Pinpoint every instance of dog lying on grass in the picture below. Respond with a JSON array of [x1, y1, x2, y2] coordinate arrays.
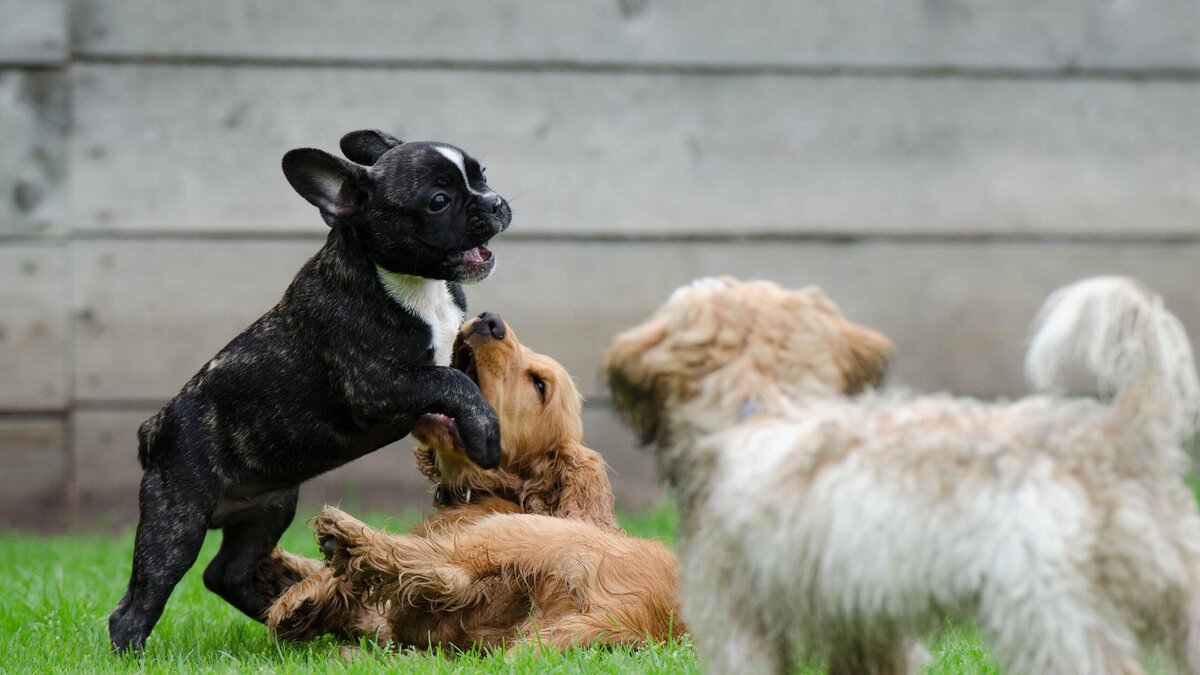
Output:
[[261, 313, 682, 651], [605, 276, 1200, 675]]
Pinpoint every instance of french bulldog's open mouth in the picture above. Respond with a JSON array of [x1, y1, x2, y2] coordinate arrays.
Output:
[[461, 245, 493, 265], [453, 244, 496, 283]]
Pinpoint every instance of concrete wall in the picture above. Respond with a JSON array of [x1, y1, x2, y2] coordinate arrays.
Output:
[[1, 1, 1198, 527]]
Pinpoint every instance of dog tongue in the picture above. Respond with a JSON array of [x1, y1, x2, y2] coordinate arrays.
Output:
[[463, 246, 492, 264]]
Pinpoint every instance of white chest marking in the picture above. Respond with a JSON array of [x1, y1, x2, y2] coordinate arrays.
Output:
[[376, 268, 465, 366], [433, 145, 498, 200]]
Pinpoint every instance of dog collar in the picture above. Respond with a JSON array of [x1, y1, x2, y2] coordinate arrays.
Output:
[[434, 483, 473, 507], [738, 397, 762, 421]]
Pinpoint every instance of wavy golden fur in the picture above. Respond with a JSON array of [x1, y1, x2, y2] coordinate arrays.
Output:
[[259, 315, 681, 651]]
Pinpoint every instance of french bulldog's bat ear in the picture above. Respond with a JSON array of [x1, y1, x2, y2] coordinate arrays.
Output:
[[339, 129, 402, 166], [281, 148, 372, 225]]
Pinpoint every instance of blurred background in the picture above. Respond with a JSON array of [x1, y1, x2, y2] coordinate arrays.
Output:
[[1, 1, 1197, 529]]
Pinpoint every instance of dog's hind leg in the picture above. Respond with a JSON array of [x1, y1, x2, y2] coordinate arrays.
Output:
[[313, 507, 467, 607], [1165, 572, 1200, 675], [1159, 521, 1200, 675], [698, 609, 790, 675], [108, 466, 217, 653], [983, 592, 1143, 675], [509, 611, 670, 652], [827, 634, 928, 675], [507, 615, 612, 653], [266, 566, 379, 642], [1178, 605, 1200, 675], [203, 486, 299, 621], [683, 572, 789, 674], [254, 549, 323, 603]]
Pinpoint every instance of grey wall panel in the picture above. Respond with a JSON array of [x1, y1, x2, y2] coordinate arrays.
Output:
[[74, 1, 1200, 70], [0, 245, 68, 410], [0, 0, 67, 64], [0, 418, 66, 502], [0, 71, 67, 237], [72, 239, 316, 401], [72, 238, 1200, 403], [73, 65, 1200, 238]]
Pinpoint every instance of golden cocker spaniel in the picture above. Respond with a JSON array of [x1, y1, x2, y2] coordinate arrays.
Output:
[[258, 313, 682, 652]]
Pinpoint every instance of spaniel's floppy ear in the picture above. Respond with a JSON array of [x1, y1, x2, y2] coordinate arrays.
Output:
[[834, 318, 893, 394], [526, 444, 619, 531]]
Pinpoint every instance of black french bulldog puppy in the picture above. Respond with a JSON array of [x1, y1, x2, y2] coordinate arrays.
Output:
[[108, 130, 511, 653]]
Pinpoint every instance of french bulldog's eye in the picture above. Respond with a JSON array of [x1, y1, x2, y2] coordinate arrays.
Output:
[[428, 193, 451, 212], [530, 371, 547, 403]]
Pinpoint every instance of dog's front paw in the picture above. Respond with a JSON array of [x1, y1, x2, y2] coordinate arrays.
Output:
[[312, 506, 371, 575], [457, 410, 501, 470], [320, 536, 337, 563]]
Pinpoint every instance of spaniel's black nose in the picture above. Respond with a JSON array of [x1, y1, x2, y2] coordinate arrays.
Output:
[[475, 311, 506, 340]]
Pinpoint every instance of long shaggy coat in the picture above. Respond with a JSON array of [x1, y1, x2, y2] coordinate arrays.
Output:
[[604, 275, 1200, 675]]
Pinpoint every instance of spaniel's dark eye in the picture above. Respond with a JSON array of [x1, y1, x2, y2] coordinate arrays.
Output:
[[428, 193, 451, 212], [530, 372, 547, 403]]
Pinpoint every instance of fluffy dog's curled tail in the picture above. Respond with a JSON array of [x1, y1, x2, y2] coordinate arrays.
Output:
[[1026, 276, 1199, 444]]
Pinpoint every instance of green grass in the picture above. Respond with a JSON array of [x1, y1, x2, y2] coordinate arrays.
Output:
[[1, 502, 1003, 673]]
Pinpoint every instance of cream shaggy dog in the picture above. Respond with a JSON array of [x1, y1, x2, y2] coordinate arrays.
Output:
[[603, 275, 1200, 675]]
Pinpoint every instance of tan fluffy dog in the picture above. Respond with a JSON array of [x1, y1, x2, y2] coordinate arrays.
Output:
[[604, 276, 1200, 675], [260, 314, 681, 651]]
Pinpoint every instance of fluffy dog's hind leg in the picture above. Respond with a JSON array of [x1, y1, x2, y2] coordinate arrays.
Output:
[[1167, 587, 1200, 675], [827, 635, 928, 675], [685, 579, 789, 675], [699, 612, 790, 675], [983, 593, 1142, 675]]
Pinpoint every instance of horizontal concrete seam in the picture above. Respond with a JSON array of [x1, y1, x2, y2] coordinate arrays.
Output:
[[49, 230, 1200, 246], [71, 52, 1200, 82], [67, 399, 621, 411], [0, 410, 69, 420], [0, 59, 68, 69], [71, 400, 162, 411], [0, 236, 71, 246], [71, 230, 325, 242]]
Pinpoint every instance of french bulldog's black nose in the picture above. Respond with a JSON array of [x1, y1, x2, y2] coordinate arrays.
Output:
[[474, 311, 506, 340], [480, 193, 501, 214]]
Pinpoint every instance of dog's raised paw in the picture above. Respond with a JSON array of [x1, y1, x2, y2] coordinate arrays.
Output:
[[320, 536, 337, 562]]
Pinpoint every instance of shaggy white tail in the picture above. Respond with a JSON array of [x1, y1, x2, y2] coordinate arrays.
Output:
[[1026, 276, 1200, 443]]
